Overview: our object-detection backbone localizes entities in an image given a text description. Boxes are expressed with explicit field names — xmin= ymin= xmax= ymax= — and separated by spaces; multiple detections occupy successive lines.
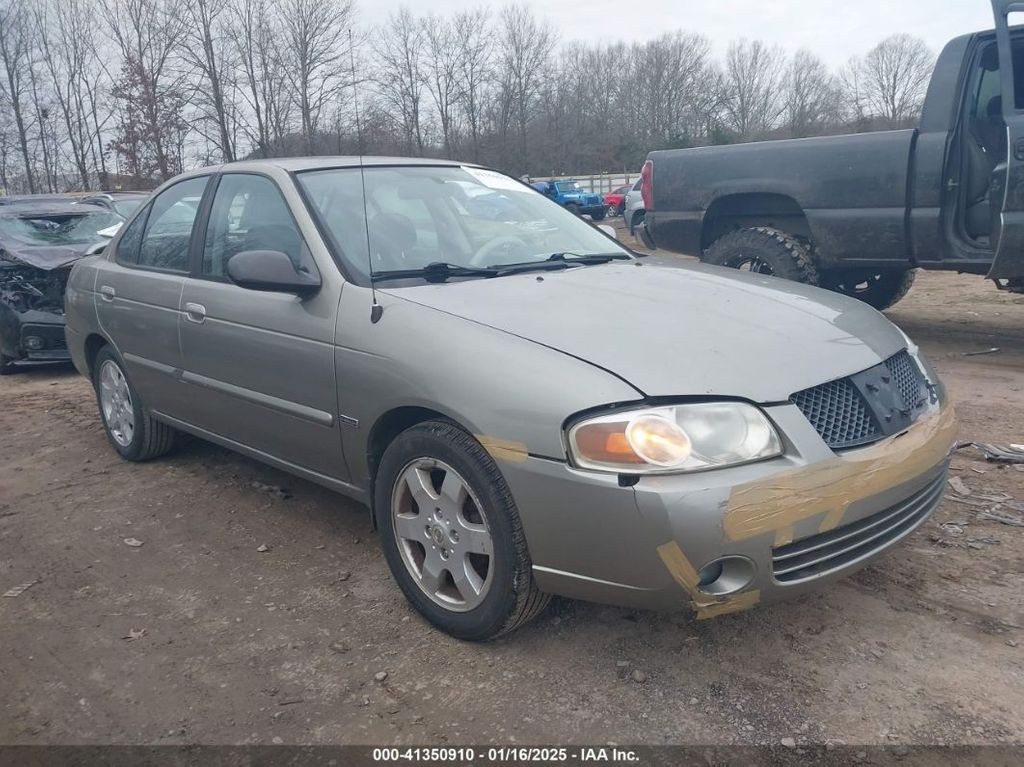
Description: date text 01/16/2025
xmin=372 ymin=747 xmax=641 ymax=763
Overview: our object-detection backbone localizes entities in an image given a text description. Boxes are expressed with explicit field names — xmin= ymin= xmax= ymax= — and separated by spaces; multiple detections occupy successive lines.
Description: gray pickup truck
xmin=641 ymin=1 xmax=1024 ymax=309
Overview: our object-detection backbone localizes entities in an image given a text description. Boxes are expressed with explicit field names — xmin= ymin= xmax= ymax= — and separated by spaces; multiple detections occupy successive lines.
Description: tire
xmin=375 ymin=419 xmax=550 ymax=641
xmin=92 ymin=346 xmax=176 ymax=461
xmin=819 ymin=268 xmax=916 ymax=310
xmin=628 ymin=210 xmax=644 ymax=235
xmin=703 ymin=227 xmax=818 ymax=285
xmin=565 ymin=203 xmax=580 ymax=216
xmin=606 ymin=204 xmax=618 ymax=219
xmin=591 ymin=209 xmax=606 ymax=222
xmin=0 ymin=354 xmax=16 ymax=375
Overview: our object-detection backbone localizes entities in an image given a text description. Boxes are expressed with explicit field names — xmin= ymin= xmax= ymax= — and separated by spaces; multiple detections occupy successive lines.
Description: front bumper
xmin=0 ymin=307 xmax=70 ymax=363
xmin=500 ymin=402 xmax=956 ymax=618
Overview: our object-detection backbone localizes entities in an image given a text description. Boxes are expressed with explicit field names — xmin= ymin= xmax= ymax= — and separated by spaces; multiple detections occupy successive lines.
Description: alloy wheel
xmin=391 ymin=458 xmax=495 ymax=612
xmin=98 ymin=359 xmax=135 ymax=447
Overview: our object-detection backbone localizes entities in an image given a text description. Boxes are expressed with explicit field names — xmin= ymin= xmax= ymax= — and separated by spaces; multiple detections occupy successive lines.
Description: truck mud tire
xmin=703 ymin=227 xmax=819 ymax=285
xmin=590 ymin=209 xmax=606 ymax=222
xmin=91 ymin=346 xmax=177 ymax=462
xmin=565 ymin=203 xmax=581 ymax=216
xmin=0 ymin=355 xmax=15 ymax=375
xmin=819 ymin=268 xmax=916 ymax=310
xmin=375 ymin=420 xmax=550 ymax=641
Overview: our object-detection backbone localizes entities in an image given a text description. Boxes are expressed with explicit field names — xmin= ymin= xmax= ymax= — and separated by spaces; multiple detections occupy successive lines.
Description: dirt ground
xmin=1 ymin=229 xmax=1023 ymax=748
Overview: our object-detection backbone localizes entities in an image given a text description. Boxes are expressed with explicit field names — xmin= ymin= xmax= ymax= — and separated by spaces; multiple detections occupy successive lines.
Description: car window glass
xmin=138 ymin=177 xmax=207 ymax=271
xmin=298 ymin=166 xmax=630 ymax=280
xmin=202 ymin=174 xmax=307 ymax=277
xmin=115 ymin=211 xmax=147 ymax=264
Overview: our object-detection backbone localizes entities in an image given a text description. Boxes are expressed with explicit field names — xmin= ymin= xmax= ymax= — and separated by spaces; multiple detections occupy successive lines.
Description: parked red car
xmin=602 ymin=185 xmax=631 ymax=218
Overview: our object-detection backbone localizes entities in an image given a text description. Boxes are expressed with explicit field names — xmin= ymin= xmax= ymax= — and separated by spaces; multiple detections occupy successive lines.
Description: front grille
xmin=791 ymin=350 xmax=928 ymax=450
xmin=791 ymin=378 xmax=879 ymax=449
xmin=771 ymin=471 xmax=946 ymax=583
xmin=886 ymin=350 xmax=927 ymax=410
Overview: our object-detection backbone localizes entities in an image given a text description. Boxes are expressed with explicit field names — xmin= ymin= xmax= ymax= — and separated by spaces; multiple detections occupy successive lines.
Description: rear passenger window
xmin=202 ymin=174 xmax=305 ymax=277
xmin=138 ymin=177 xmax=208 ymax=272
xmin=114 ymin=212 xmax=146 ymax=265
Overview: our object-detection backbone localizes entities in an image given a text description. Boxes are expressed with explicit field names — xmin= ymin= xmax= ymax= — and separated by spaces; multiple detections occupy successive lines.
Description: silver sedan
xmin=65 ymin=157 xmax=956 ymax=640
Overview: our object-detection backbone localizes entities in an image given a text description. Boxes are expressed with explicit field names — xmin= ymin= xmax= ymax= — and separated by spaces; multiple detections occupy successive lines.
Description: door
xmin=94 ymin=176 xmax=209 ymax=417
xmin=990 ymin=0 xmax=1024 ymax=280
xmin=177 ymin=172 xmax=347 ymax=480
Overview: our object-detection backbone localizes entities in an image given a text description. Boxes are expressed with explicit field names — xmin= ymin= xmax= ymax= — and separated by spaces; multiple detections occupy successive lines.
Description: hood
xmin=382 ymin=257 xmax=908 ymax=403
xmin=0 ymin=243 xmax=86 ymax=271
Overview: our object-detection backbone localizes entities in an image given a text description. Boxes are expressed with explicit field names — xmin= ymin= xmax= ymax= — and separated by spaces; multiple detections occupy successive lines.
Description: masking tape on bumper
xmin=656 ymin=403 xmax=956 ymax=621
xmin=723 ymin=403 xmax=957 ymax=542
xmin=656 ymin=541 xmax=762 ymax=620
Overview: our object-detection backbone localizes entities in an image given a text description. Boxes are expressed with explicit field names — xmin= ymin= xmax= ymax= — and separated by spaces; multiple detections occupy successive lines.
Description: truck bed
xmin=647 ymin=130 xmax=917 ymax=265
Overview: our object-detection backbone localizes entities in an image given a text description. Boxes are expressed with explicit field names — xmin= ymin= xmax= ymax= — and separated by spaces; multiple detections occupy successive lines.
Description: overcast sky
xmin=361 ymin=0 xmax=994 ymax=68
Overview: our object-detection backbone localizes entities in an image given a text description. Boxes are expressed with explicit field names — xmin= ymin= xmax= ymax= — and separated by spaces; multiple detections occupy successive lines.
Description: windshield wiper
xmin=371 ymin=262 xmax=497 ymax=284
xmin=545 ymin=252 xmax=633 ymax=264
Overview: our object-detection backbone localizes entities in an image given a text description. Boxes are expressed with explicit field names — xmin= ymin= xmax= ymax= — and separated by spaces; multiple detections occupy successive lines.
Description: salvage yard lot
xmin=2 ymin=241 xmax=1023 ymax=747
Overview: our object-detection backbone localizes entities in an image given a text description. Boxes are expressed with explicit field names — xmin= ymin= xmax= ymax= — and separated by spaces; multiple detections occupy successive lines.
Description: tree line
xmin=0 ymin=0 xmax=938 ymax=193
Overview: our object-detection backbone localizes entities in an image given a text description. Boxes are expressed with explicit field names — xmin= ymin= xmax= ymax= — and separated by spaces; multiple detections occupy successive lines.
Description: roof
xmin=193 ymin=156 xmax=473 ymax=176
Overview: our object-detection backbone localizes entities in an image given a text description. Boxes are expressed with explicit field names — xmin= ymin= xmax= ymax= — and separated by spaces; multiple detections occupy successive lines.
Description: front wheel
xmin=92 ymin=346 xmax=177 ymax=461
xmin=0 ymin=354 xmax=16 ymax=376
xmin=819 ymin=268 xmax=916 ymax=310
xmin=375 ymin=420 xmax=549 ymax=640
xmin=590 ymin=209 xmax=606 ymax=222
xmin=565 ymin=203 xmax=580 ymax=217
xmin=606 ymin=204 xmax=618 ymax=218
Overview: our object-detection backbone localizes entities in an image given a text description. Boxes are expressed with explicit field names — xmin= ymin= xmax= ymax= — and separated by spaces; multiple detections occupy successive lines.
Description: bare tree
xmin=278 ymin=0 xmax=355 ymax=153
xmin=0 ymin=0 xmax=38 ymax=192
xmin=422 ymin=14 xmax=460 ymax=158
xmin=100 ymin=0 xmax=189 ymax=182
xmin=858 ymin=33 xmax=934 ymax=125
xmin=453 ymin=8 xmax=493 ymax=163
xmin=178 ymin=0 xmax=237 ymax=162
xmin=497 ymin=4 xmax=556 ymax=173
xmin=722 ymin=39 xmax=787 ymax=139
xmin=785 ymin=49 xmax=838 ymax=138
xmin=34 ymin=0 xmax=107 ymax=189
xmin=376 ymin=7 xmax=426 ymax=155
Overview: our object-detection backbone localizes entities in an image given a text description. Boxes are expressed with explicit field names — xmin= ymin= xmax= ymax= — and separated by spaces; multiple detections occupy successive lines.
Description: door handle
xmin=184 ymin=302 xmax=207 ymax=324
xmin=99 ymin=285 xmax=115 ymax=302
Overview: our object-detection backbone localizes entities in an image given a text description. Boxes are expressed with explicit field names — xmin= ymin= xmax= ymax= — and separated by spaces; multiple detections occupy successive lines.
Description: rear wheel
xmin=819 ymin=268 xmax=916 ymax=310
xmin=703 ymin=227 xmax=818 ymax=285
xmin=565 ymin=203 xmax=580 ymax=216
xmin=92 ymin=346 xmax=177 ymax=461
xmin=606 ymin=204 xmax=618 ymax=218
xmin=375 ymin=420 xmax=549 ymax=640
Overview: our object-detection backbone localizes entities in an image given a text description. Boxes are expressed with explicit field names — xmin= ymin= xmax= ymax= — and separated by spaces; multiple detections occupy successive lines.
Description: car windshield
xmin=0 ymin=210 xmax=122 ymax=245
xmin=555 ymin=182 xmax=583 ymax=193
xmin=112 ymin=198 xmax=144 ymax=218
xmin=297 ymin=166 xmax=630 ymax=282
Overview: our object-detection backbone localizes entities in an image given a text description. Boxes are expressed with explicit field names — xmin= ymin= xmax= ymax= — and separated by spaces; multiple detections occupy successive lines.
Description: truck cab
xmin=642 ymin=2 xmax=1024 ymax=308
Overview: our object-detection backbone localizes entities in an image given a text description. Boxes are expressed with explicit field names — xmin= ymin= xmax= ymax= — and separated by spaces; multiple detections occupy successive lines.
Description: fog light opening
xmin=24 ymin=336 xmax=45 ymax=351
xmin=697 ymin=556 xmax=755 ymax=596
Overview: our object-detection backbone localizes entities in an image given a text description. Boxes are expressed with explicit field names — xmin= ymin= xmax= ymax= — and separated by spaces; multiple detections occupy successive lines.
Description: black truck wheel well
xmin=701 ymin=193 xmax=811 ymax=251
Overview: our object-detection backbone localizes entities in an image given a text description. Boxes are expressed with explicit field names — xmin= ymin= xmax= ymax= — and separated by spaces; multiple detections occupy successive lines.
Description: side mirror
xmin=597 ymin=224 xmax=617 ymax=239
xmin=226 ymin=250 xmax=321 ymax=296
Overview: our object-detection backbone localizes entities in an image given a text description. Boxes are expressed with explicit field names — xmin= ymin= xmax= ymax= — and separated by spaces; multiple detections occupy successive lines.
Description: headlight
xmin=567 ymin=402 xmax=783 ymax=474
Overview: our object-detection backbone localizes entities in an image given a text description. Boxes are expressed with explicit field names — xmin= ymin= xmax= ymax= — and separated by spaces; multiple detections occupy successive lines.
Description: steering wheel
xmin=468 ymin=236 xmax=530 ymax=267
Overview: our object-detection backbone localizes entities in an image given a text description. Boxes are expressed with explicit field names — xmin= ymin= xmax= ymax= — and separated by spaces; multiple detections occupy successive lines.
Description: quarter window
xmin=138 ymin=177 xmax=208 ymax=271
xmin=202 ymin=174 xmax=305 ymax=277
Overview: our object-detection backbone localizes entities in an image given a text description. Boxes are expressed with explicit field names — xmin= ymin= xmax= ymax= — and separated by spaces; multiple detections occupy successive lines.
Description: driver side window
xmin=202 ymin=174 xmax=306 ymax=277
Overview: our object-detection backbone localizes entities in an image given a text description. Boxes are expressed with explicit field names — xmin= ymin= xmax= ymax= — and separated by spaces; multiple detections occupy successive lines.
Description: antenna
xmin=349 ymin=28 xmax=382 ymax=323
